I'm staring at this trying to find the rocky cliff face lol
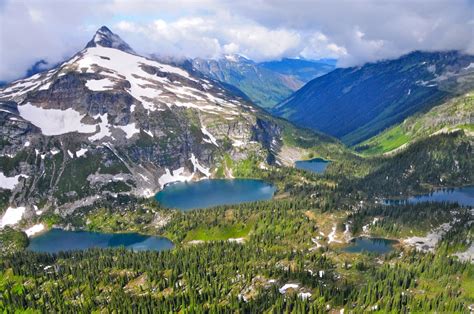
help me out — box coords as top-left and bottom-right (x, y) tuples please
(0, 27), (290, 220)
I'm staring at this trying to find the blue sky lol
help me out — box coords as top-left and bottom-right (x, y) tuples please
(1, 0), (473, 81)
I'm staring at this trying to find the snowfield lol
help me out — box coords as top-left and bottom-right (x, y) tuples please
(76, 148), (88, 157)
(158, 167), (194, 188)
(73, 47), (238, 114)
(1, 206), (26, 227)
(85, 78), (116, 91)
(18, 103), (97, 136)
(116, 122), (140, 139)
(156, 153), (211, 188)
(201, 126), (219, 146)
(25, 223), (45, 237)
(88, 114), (111, 141)
(190, 154), (210, 177)
(17, 104), (141, 141)
(328, 224), (342, 244)
(279, 283), (299, 294)
(0, 70), (56, 99)
(0, 172), (27, 190)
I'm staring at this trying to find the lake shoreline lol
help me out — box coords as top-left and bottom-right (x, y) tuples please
(27, 228), (174, 253)
(155, 178), (275, 211)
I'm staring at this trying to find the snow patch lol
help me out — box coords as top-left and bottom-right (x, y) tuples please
(0, 172), (27, 190)
(328, 224), (342, 244)
(228, 237), (245, 243)
(0, 70), (56, 98)
(279, 283), (299, 294)
(70, 47), (241, 115)
(201, 126), (219, 146)
(24, 223), (45, 237)
(76, 148), (88, 157)
(18, 103), (97, 136)
(50, 148), (60, 155)
(232, 140), (246, 147)
(190, 154), (210, 176)
(1, 207), (26, 227)
(143, 129), (154, 137)
(158, 168), (194, 188)
(88, 114), (111, 141)
(116, 123), (140, 139)
(298, 292), (312, 300)
(224, 54), (238, 62)
(85, 78), (115, 91)
(310, 237), (322, 250)
(188, 240), (205, 245)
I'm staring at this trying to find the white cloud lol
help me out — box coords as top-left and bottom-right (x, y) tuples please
(0, 0), (473, 81)
(300, 32), (347, 60)
(114, 14), (302, 61)
(0, 0), (97, 81)
(225, 0), (474, 66)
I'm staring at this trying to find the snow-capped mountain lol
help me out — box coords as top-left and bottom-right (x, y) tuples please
(0, 26), (328, 222)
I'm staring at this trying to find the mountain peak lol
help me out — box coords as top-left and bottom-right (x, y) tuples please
(223, 54), (251, 63)
(85, 26), (135, 54)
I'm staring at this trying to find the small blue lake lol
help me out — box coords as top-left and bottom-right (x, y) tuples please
(384, 186), (474, 207)
(295, 158), (330, 174)
(343, 237), (397, 254)
(27, 229), (174, 253)
(155, 179), (275, 211)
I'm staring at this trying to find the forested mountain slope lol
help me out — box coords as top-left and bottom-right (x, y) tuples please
(350, 131), (473, 197)
(274, 51), (474, 145)
(259, 57), (336, 86)
(356, 91), (473, 155)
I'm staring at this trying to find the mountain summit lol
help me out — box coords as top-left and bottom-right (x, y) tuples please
(85, 26), (135, 53)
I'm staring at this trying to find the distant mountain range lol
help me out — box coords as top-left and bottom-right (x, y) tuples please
(273, 51), (474, 145)
(190, 55), (336, 109)
(259, 57), (336, 82)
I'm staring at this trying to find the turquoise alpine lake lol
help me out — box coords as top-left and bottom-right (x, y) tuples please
(295, 158), (330, 174)
(155, 179), (275, 211)
(27, 229), (174, 253)
(342, 237), (397, 254)
(384, 186), (474, 207)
